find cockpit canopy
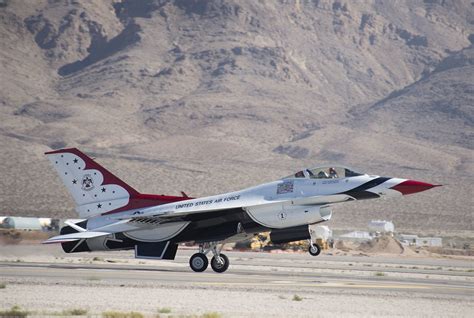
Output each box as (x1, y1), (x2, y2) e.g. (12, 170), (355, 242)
(284, 166), (364, 179)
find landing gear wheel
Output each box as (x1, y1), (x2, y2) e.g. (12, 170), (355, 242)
(190, 253), (208, 272)
(308, 244), (321, 256)
(210, 253), (229, 273)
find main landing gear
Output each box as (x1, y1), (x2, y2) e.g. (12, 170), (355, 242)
(189, 242), (230, 273)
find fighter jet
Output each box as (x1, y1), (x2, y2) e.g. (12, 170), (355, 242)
(43, 148), (439, 273)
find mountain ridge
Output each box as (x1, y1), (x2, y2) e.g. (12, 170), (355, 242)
(0, 0), (472, 236)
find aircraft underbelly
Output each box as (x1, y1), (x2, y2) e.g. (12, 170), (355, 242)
(122, 221), (190, 242)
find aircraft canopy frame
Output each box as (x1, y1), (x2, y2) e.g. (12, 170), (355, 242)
(284, 166), (364, 180)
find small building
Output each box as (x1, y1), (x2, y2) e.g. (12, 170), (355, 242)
(340, 231), (372, 241)
(398, 234), (419, 245)
(2, 217), (43, 231)
(415, 237), (442, 247)
(398, 234), (443, 247)
(368, 220), (395, 233)
(39, 218), (52, 228)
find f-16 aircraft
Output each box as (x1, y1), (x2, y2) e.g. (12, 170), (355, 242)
(44, 148), (439, 273)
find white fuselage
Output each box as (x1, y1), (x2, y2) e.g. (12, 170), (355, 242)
(87, 174), (405, 236)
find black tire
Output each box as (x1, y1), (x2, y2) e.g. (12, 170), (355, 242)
(308, 244), (321, 256)
(190, 253), (208, 272)
(210, 254), (230, 273)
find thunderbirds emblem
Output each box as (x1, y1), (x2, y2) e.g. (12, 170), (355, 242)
(81, 174), (94, 191)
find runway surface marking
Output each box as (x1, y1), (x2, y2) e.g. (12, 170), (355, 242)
(196, 281), (430, 289)
(1, 262), (472, 295)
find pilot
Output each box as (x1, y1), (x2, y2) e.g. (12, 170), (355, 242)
(329, 167), (338, 178)
(294, 171), (305, 178)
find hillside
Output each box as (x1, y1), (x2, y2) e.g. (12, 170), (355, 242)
(0, 0), (473, 236)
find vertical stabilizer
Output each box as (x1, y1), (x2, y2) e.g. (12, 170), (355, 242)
(46, 148), (138, 218)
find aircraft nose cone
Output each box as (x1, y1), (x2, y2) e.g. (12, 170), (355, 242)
(390, 180), (441, 195)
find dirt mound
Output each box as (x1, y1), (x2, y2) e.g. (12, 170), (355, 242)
(0, 229), (50, 245)
(0, 229), (22, 245)
(358, 235), (404, 254)
(335, 240), (358, 252)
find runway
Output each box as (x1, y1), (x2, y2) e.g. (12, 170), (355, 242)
(1, 258), (472, 295)
(0, 246), (473, 317)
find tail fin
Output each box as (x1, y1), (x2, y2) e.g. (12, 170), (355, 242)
(46, 148), (141, 218)
(46, 148), (191, 218)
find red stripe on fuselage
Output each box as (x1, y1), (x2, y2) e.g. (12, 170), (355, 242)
(101, 193), (193, 215)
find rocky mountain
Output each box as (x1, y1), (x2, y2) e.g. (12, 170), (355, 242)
(0, 0), (473, 236)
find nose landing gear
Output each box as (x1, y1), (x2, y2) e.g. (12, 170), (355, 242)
(308, 242), (321, 256)
(307, 225), (322, 256)
(189, 241), (230, 273)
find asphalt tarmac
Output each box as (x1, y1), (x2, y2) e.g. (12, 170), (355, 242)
(0, 246), (473, 317)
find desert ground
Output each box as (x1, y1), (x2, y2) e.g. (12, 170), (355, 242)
(0, 244), (472, 318)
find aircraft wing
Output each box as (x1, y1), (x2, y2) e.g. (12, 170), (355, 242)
(44, 194), (351, 244)
(115, 195), (340, 232)
(116, 194), (351, 224)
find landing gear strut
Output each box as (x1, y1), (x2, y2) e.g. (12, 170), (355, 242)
(308, 225), (322, 256)
(189, 241), (230, 273)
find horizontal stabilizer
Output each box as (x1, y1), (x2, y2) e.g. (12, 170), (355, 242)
(42, 231), (110, 244)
